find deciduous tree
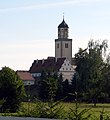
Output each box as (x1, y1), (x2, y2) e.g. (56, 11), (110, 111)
(74, 40), (108, 104)
(0, 67), (25, 112)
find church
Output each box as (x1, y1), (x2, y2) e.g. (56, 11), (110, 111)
(29, 17), (76, 83)
(17, 17), (76, 85)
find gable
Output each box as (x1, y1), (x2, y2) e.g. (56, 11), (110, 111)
(59, 59), (75, 72)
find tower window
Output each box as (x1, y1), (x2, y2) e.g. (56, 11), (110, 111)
(65, 43), (68, 48)
(57, 43), (59, 48)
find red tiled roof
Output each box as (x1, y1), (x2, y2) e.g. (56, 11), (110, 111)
(17, 71), (35, 81)
(29, 57), (66, 73)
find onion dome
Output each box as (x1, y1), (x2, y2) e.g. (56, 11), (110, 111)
(58, 19), (69, 28)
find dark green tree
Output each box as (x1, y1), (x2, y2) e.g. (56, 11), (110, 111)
(39, 71), (56, 100)
(101, 63), (110, 102)
(56, 73), (63, 100)
(74, 40), (108, 104)
(39, 71), (64, 101)
(62, 79), (74, 101)
(71, 72), (80, 93)
(0, 67), (25, 112)
(35, 77), (65, 119)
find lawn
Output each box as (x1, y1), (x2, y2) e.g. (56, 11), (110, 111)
(1, 102), (110, 119)
(63, 102), (110, 119)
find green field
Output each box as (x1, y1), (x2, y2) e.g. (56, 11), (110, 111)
(1, 102), (110, 119)
(63, 103), (110, 119)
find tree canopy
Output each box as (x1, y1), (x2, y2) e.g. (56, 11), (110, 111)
(73, 40), (110, 104)
(0, 67), (25, 112)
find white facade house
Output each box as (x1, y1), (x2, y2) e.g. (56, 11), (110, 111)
(59, 58), (76, 83)
(29, 57), (75, 82)
(17, 71), (35, 86)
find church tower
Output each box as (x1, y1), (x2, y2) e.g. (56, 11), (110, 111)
(55, 17), (72, 63)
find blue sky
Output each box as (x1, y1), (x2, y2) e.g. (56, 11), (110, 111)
(0, 0), (110, 70)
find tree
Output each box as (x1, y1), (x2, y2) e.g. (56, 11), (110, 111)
(39, 70), (51, 100)
(56, 73), (63, 100)
(74, 40), (108, 104)
(62, 79), (74, 101)
(68, 92), (91, 120)
(101, 63), (110, 102)
(35, 76), (65, 119)
(0, 67), (25, 112)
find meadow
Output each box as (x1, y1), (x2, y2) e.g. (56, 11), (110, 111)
(1, 102), (110, 119)
(63, 103), (110, 119)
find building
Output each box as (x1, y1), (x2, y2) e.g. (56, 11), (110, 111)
(55, 17), (72, 63)
(29, 17), (75, 82)
(29, 57), (75, 83)
(17, 70), (35, 85)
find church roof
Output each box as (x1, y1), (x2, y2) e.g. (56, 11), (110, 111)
(29, 57), (66, 73)
(58, 19), (69, 28)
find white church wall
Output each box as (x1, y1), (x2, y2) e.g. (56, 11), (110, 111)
(59, 58), (75, 82)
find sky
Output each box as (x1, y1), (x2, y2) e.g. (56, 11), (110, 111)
(0, 0), (110, 70)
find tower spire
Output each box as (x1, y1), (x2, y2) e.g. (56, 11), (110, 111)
(63, 12), (64, 20)
(55, 16), (72, 63)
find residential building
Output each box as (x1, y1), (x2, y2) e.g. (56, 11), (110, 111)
(17, 70), (35, 85)
(29, 57), (76, 83)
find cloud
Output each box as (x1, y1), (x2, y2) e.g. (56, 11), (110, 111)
(0, 0), (103, 13)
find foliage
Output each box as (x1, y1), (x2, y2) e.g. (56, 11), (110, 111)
(56, 73), (64, 100)
(74, 40), (109, 104)
(1, 102), (110, 119)
(33, 76), (65, 118)
(34, 76), (65, 118)
(62, 79), (74, 101)
(0, 67), (25, 112)
(39, 75), (58, 101)
(68, 92), (91, 120)
(34, 100), (65, 118)
(40, 77), (65, 118)
(99, 108), (110, 120)
(38, 71), (73, 102)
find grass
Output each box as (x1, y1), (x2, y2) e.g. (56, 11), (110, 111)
(63, 103), (110, 119)
(1, 102), (110, 119)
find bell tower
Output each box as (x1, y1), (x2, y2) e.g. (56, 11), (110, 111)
(55, 17), (72, 63)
